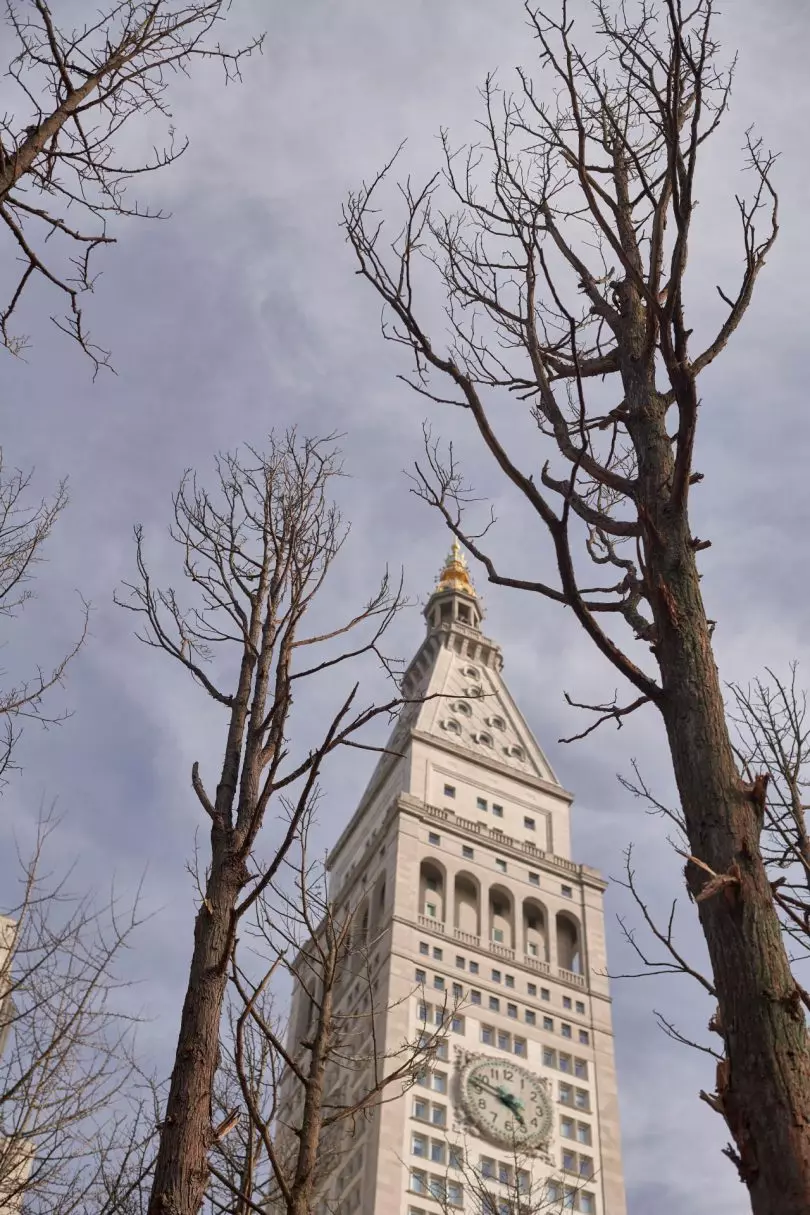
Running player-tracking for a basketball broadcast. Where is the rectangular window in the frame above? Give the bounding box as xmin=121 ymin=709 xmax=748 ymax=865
xmin=489 ymin=996 xmax=500 ymax=1013
xmin=413 ymin=1098 xmax=428 ymax=1120
xmin=452 ymin=1014 xmax=465 ymax=1033
xmin=498 ymin=1163 xmax=512 ymax=1185
xmin=428 ymin=832 xmax=441 ymax=845
xmin=435 ymin=1008 xmax=446 ymax=1026
xmin=541 ymin=987 xmax=551 ymax=1001
xmin=579 ymin=1030 xmax=590 ymax=1045
xmin=436 ymin=1040 xmax=449 ymax=1061
xmin=497 ymin=1030 xmax=511 ymax=1051
xmin=430 ymin=1140 xmax=446 ymax=1164
xmin=562 ymin=996 xmax=572 ymax=1010
xmin=561 ymin=1023 xmax=572 ymax=1039
xmin=471 ymin=989 xmax=482 ymax=1005
xmin=525 ymin=1010 xmax=536 ymax=1026
xmin=492 ymin=804 xmax=504 ymax=817
xmin=476 ymin=797 xmax=488 ymax=811
xmin=492 ymin=969 xmax=502 ymax=983
xmin=543 ymin=1016 xmax=554 ymax=1031
xmin=559 ymin=1053 xmax=572 ymax=1074
xmin=415 ymin=969 xmax=426 ymax=984
xmin=410 ymin=1169 xmax=426 ymax=1194
xmin=412 ymin=1133 xmax=427 ymax=1156
xmin=575 ymin=1088 xmax=589 ymax=1111
xmin=524 ymin=816 xmax=535 ymax=830
xmin=575 ymin=1058 xmax=589 ymax=1080
xmin=514 ymin=1037 xmax=527 ymax=1057
xmin=559 ymin=1083 xmax=572 ymax=1105
xmin=425 ymin=903 xmax=437 ymax=919
xmin=580 ymin=1195 xmax=595 ymax=1214
xmin=456 ymin=955 xmax=465 ymax=969
xmin=449 ymin=1146 xmax=464 ymax=1170
xmin=505 ymin=974 xmax=515 ymax=989
xmin=481 ymin=1024 xmax=494 ymax=1045
xmin=462 ymin=845 xmax=474 ymax=859
xmin=431 ymin=1105 xmax=446 ymax=1127
xmin=480 ymin=1158 xmax=496 ymax=1179
xmin=433 ymin=946 xmax=443 ymax=960
xmin=495 ymin=858 xmax=507 ymax=873
xmin=527 ymin=942 xmax=538 ymax=957
xmin=432 ymin=1072 xmax=447 ymax=1094
xmin=429 ymin=1177 xmax=445 ymax=1201
xmin=434 ymin=976 xmax=445 ymax=991
xmin=561 ymin=1117 xmax=574 ymax=1140
xmin=518 ymin=1170 xmax=530 ymax=1194
xmin=562 ymin=1149 xmax=576 ymax=1172
xmin=419 ymin=941 xmax=429 ymax=956
xmin=417 ymin=1001 xmax=428 ymax=1021
xmin=576 ymin=1001 xmax=586 ymax=1015
xmin=469 ymin=960 xmax=479 ymax=975
xmin=543 ymin=1047 xmax=557 ymax=1067
xmin=452 ymin=982 xmax=463 ymax=1000
xmin=561 ymin=884 xmax=573 ymax=898
xmin=579 ymin=1156 xmax=593 ymax=1179
xmin=529 ymin=871 xmax=540 ymax=886
xmin=507 ymin=1003 xmax=518 ymax=1019
xmin=577 ymin=1122 xmax=592 ymax=1145
xmin=444 ymin=784 xmax=456 ymax=798
xmin=493 ymin=927 xmax=504 ymax=943
xmin=447 ymin=1181 xmax=463 ymax=1207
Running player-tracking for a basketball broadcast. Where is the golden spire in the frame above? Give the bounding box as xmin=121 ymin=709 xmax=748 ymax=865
xmin=435 ymin=537 xmax=476 ymax=597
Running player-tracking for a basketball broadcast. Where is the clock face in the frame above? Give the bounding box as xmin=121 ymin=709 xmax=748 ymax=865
xmin=460 ymin=1055 xmax=553 ymax=1150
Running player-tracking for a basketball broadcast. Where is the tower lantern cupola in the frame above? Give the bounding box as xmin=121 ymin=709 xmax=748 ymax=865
xmin=424 ymin=538 xmax=482 ymax=635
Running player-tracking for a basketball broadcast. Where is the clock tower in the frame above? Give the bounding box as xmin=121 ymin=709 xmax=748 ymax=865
xmin=284 ymin=542 xmax=626 ymax=1215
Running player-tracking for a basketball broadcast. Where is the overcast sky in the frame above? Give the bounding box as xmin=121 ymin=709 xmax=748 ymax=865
xmin=1 ymin=1 xmax=809 ymax=1212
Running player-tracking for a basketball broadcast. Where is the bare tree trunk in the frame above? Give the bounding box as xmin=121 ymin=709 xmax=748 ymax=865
xmin=149 ymin=864 xmax=243 ymax=1215
xmin=635 ymin=388 xmax=810 ymax=1205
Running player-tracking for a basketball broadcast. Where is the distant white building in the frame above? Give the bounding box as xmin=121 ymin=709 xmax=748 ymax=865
xmin=280 ymin=543 xmax=627 ymax=1215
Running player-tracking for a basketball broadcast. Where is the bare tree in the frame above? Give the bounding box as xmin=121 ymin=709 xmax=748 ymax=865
xmin=0 ymin=811 xmax=150 ymax=1215
xmin=204 ymin=818 xmax=444 ymax=1215
xmin=117 ymin=431 xmax=415 ymax=1215
xmin=0 ymin=0 xmax=262 ymax=369
xmin=342 ymin=1 xmax=807 ymax=1211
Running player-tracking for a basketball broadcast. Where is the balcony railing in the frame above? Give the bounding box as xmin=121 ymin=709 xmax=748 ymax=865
xmin=414 ymin=917 xmax=586 ymax=989
xmin=424 ymin=804 xmax=580 ymax=875
xmin=523 ymin=954 xmax=551 ymax=975
xmin=489 ymin=940 xmax=516 ymax=961
xmin=453 ymin=928 xmax=481 ymax=947
xmin=558 ymin=966 xmax=586 ymax=989
xmin=418 ymin=913 xmax=445 ymax=933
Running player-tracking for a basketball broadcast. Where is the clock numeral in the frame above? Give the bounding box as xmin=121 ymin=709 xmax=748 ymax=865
xmin=478 ymin=1099 xmax=486 ymax=1109
xmin=503 ymin=1069 xmax=514 ymax=1081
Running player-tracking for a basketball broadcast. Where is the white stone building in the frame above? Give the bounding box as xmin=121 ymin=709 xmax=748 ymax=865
xmin=281 ymin=543 xmax=626 ymax=1215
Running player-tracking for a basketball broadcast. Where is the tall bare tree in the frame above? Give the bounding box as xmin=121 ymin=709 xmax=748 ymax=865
xmin=0 ymin=0 xmax=261 ymax=368
xmin=118 ymin=431 xmax=412 ymax=1215
xmin=343 ymin=2 xmax=806 ymax=1211
xmin=206 ymin=818 xmax=443 ymax=1215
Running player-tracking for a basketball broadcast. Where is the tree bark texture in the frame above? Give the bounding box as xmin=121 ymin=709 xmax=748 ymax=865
xmin=627 ymin=331 xmax=810 ymax=1212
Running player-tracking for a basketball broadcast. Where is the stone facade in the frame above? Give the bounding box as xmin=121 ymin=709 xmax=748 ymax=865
xmin=281 ymin=545 xmax=626 ymax=1215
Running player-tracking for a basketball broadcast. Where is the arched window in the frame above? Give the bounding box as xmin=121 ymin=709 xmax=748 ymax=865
xmin=488 ymin=884 xmax=515 ymax=950
xmin=477 ymin=731 xmax=493 ymax=749
xmin=556 ymin=911 xmax=582 ymax=974
xmin=454 ymin=700 xmax=473 ymax=717
xmin=419 ymin=859 xmax=446 ymax=924
xmin=522 ymin=898 xmax=549 ymax=963
xmin=444 ymin=717 xmax=462 ymax=735
xmin=453 ymin=872 xmax=481 ymax=938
